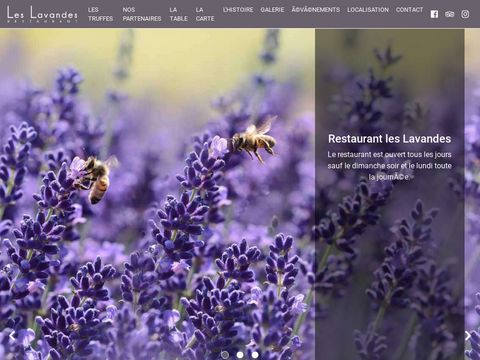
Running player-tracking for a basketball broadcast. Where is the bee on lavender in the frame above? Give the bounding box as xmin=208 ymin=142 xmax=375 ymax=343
xmin=231 ymin=116 xmax=277 ymax=163
xmin=73 ymin=156 xmax=118 ymax=204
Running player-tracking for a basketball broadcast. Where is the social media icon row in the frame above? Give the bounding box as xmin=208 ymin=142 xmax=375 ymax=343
xmin=430 ymin=9 xmax=470 ymax=18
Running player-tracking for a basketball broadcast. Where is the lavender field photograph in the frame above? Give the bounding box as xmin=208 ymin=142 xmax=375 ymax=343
xmin=0 ymin=29 xmax=316 ymax=359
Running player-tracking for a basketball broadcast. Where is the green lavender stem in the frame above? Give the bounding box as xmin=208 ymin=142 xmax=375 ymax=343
xmin=0 ymin=169 xmax=15 ymax=220
xmin=394 ymin=314 xmax=417 ymax=360
xmin=292 ymin=243 xmax=332 ymax=336
xmin=185 ymin=334 xmax=196 ymax=349
xmin=293 ymin=286 xmax=314 ymax=336
xmin=369 ymin=281 xmax=397 ymax=343
xmin=371 ymin=300 xmax=388 ymax=334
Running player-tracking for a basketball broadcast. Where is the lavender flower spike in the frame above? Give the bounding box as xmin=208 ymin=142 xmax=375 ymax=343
xmin=36 ymin=294 xmax=105 ymax=359
xmin=0 ymin=122 xmax=37 ymax=219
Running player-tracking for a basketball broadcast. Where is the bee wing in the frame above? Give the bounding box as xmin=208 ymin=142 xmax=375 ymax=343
xmin=256 ymin=116 xmax=276 ymax=135
xmin=245 ymin=124 xmax=257 ymax=135
xmin=104 ymin=155 xmax=119 ymax=169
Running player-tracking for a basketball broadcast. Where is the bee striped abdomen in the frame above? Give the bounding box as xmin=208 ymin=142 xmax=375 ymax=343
xmin=89 ymin=176 xmax=110 ymax=205
xmin=97 ymin=177 xmax=109 ymax=190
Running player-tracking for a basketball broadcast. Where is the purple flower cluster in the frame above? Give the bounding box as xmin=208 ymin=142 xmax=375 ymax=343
xmin=120 ymin=251 xmax=158 ymax=308
xmin=3 ymin=211 xmax=62 ymax=299
xmin=0 ymin=122 xmax=37 ymax=220
xmin=36 ymin=293 xmax=108 ymax=359
xmin=355 ymin=200 xmax=459 ymax=359
xmin=265 ymin=234 xmax=298 ymax=290
xmin=330 ymin=45 xmax=400 ymax=137
xmin=0 ymin=29 xmax=323 ymax=360
xmin=181 ymin=276 xmax=247 ymax=358
xmin=215 ymin=238 xmax=261 ymax=283
xmin=311 ymin=178 xmax=393 ymax=300
xmin=70 ymin=256 xmax=116 ymax=301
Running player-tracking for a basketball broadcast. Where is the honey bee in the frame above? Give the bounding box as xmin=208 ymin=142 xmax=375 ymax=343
xmin=74 ymin=156 xmax=118 ymax=205
xmin=231 ymin=117 xmax=276 ymax=163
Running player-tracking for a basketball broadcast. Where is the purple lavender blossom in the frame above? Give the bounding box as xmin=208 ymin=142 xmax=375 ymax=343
xmin=69 ymin=156 xmax=87 ymax=181
xmin=209 ymin=136 xmax=229 ymax=159
xmin=307 ymin=177 xmax=393 ymax=306
xmin=36 ymin=294 xmax=106 ymax=359
xmin=266 ymin=234 xmax=298 ymax=289
xmin=181 ymin=276 xmax=248 ymax=359
xmin=259 ymin=29 xmax=280 ymax=65
xmin=215 ymin=238 xmax=261 ymax=283
xmin=70 ymin=256 xmax=116 ymax=301
xmin=0 ymin=122 xmax=37 ymax=220
xmin=354 ymin=200 xmax=452 ymax=359
xmin=3 ymin=210 xmax=63 ymax=299
xmin=121 ymin=251 xmax=158 ymax=309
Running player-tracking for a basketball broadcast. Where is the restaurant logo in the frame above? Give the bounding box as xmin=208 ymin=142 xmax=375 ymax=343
xmin=6 ymin=4 xmax=78 ymax=23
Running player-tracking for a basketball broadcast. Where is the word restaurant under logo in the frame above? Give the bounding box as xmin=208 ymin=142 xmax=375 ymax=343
xmin=5 ymin=5 xmax=78 ymax=23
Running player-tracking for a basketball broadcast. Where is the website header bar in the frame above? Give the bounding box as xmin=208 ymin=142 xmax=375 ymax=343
xmin=0 ymin=0 xmax=479 ymax=28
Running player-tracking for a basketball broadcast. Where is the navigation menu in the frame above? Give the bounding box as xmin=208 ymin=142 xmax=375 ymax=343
xmin=0 ymin=0 xmax=478 ymax=27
